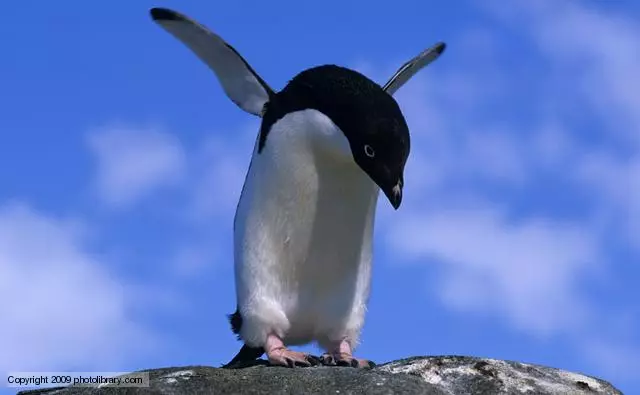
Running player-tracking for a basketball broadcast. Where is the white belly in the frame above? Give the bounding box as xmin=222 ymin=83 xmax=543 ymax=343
xmin=233 ymin=110 xmax=379 ymax=349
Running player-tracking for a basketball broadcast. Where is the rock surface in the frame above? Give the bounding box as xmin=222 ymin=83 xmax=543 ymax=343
xmin=17 ymin=356 xmax=622 ymax=395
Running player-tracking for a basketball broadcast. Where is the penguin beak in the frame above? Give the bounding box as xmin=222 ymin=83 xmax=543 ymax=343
xmin=384 ymin=181 xmax=403 ymax=210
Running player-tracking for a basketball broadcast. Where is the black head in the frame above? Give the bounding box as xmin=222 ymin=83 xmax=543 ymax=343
xmin=262 ymin=65 xmax=410 ymax=209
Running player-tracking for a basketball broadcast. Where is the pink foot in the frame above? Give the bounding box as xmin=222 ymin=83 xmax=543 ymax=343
xmin=320 ymin=340 xmax=375 ymax=368
xmin=320 ymin=352 xmax=374 ymax=368
xmin=265 ymin=334 xmax=319 ymax=368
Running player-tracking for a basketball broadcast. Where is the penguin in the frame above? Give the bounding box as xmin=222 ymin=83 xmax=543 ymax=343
xmin=149 ymin=7 xmax=445 ymax=368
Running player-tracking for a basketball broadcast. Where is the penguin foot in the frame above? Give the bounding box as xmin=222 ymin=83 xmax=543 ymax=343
xmin=267 ymin=348 xmax=320 ymax=368
xmin=320 ymin=353 xmax=375 ymax=368
xmin=264 ymin=333 xmax=319 ymax=368
xmin=320 ymin=339 xmax=375 ymax=368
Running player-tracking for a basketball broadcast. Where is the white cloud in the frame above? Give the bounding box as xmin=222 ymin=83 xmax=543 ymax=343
xmin=374 ymin=0 xmax=640 ymax=381
xmin=389 ymin=205 xmax=597 ymax=337
xmin=168 ymin=243 xmax=220 ymax=280
xmin=186 ymin=121 xmax=258 ymax=221
xmin=87 ymin=124 xmax=187 ymax=209
xmin=0 ymin=202 xmax=155 ymax=373
xmin=461 ymin=128 xmax=530 ymax=185
xmin=517 ymin=1 xmax=640 ymax=249
xmin=138 ymin=122 xmax=259 ymax=278
xmin=521 ymin=1 xmax=640 ymax=140
xmin=470 ymin=0 xmax=640 ymax=252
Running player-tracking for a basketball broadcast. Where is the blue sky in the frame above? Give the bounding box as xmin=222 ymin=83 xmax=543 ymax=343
xmin=1 ymin=0 xmax=638 ymax=394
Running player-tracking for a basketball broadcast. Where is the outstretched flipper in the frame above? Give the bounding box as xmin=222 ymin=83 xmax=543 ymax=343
xmin=382 ymin=41 xmax=446 ymax=95
xmin=149 ymin=7 xmax=274 ymax=116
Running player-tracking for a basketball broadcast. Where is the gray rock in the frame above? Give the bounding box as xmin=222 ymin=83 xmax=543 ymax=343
xmin=376 ymin=356 xmax=622 ymax=394
xmin=17 ymin=356 xmax=623 ymax=395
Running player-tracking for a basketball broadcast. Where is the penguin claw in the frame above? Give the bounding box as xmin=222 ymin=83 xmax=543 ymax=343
xmin=319 ymin=353 xmax=337 ymax=366
xmin=320 ymin=352 xmax=375 ymax=368
xmin=306 ymin=354 xmax=322 ymax=366
xmin=267 ymin=348 xmax=320 ymax=368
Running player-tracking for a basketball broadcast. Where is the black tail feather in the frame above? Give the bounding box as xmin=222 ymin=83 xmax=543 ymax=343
xmin=223 ymin=308 xmax=264 ymax=368
xmin=222 ymin=344 xmax=265 ymax=368
xmin=228 ymin=309 xmax=242 ymax=338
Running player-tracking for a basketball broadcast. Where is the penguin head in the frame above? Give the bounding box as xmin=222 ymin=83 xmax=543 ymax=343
xmin=346 ymin=114 xmax=409 ymax=210
xmin=345 ymin=107 xmax=409 ymax=210
xmin=270 ymin=65 xmax=409 ymax=209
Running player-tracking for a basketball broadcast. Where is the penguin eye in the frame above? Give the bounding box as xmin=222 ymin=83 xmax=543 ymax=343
xmin=364 ymin=144 xmax=376 ymax=158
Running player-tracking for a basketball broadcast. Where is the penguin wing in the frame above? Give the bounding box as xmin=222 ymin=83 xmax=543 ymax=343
xmin=382 ymin=42 xmax=446 ymax=96
xmin=150 ymin=8 xmax=274 ymax=117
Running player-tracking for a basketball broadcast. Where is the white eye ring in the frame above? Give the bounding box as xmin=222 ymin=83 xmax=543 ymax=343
xmin=364 ymin=144 xmax=375 ymax=158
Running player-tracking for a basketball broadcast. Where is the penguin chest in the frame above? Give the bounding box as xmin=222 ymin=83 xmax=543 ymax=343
xmin=234 ymin=110 xmax=379 ymax=331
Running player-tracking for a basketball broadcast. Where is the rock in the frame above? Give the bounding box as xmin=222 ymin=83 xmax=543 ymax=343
xmin=17 ymin=356 xmax=622 ymax=395
xmin=377 ymin=356 xmax=622 ymax=394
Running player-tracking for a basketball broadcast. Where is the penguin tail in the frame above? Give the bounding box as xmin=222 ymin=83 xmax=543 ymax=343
xmin=222 ymin=344 xmax=265 ymax=368
xmin=228 ymin=309 xmax=242 ymax=338
xmin=222 ymin=308 xmax=264 ymax=368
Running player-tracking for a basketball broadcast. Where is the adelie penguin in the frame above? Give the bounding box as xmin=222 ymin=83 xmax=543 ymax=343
xmin=149 ymin=7 xmax=446 ymax=369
